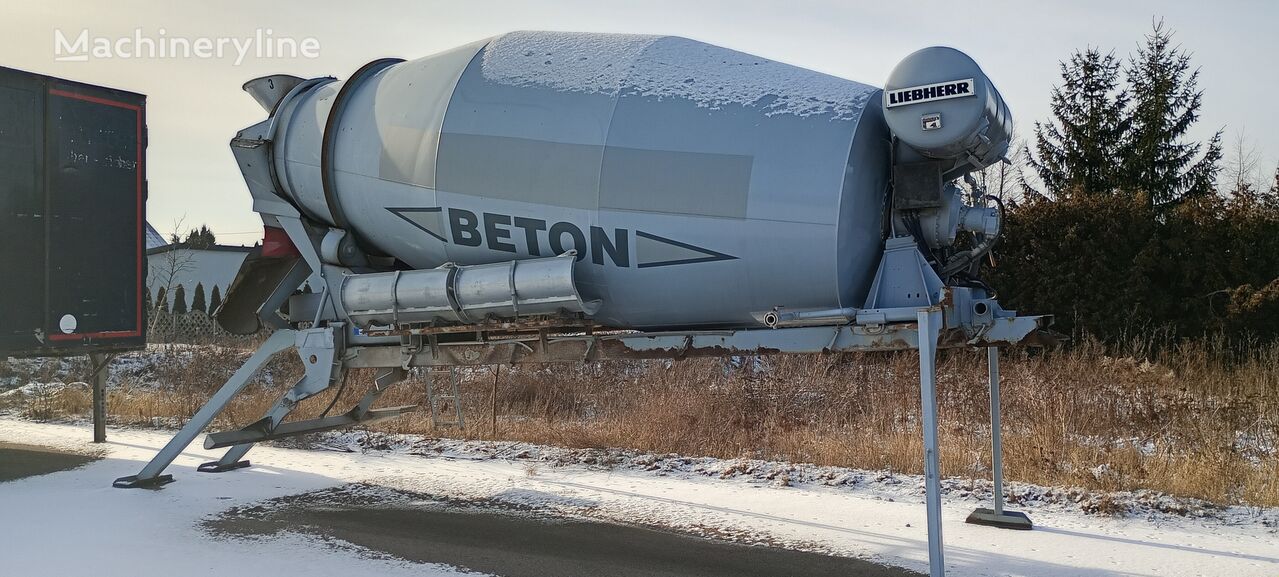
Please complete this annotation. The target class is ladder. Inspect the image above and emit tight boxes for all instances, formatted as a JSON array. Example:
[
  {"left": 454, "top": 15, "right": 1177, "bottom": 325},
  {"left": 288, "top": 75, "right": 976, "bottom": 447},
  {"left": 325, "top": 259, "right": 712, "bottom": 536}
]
[{"left": 426, "top": 366, "right": 465, "bottom": 429}]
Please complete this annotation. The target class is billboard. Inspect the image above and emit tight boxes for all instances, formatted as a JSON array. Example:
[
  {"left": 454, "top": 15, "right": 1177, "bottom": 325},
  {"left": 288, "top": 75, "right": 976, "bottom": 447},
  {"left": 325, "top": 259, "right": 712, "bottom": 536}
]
[{"left": 0, "top": 66, "right": 147, "bottom": 356}]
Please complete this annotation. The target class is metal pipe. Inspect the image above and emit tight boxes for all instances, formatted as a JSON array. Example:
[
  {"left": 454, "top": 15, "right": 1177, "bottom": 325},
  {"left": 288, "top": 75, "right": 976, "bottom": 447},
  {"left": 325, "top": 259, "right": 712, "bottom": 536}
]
[
  {"left": 312, "top": 286, "right": 330, "bottom": 327},
  {"left": 342, "top": 253, "right": 600, "bottom": 329},
  {"left": 764, "top": 306, "right": 919, "bottom": 328},
  {"left": 763, "top": 307, "right": 856, "bottom": 328}
]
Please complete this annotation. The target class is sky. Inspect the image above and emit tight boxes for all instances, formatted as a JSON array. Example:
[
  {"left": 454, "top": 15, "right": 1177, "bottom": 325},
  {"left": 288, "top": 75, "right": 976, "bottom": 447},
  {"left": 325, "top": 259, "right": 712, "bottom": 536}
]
[{"left": 3, "top": 0, "right": 1276, "bottom": 245}]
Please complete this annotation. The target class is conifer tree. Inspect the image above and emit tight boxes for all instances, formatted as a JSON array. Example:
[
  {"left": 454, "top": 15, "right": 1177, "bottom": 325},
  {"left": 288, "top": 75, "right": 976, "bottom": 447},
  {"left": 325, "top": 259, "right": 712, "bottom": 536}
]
[
  {"left": 191, "top": 283, "right": 207, "bottom": 314},
  {"left": 183, "top": 225, "right": 217, "bottom": 249},
  {"left": 1028, "top": 47, "right": 1129, "bottom": 197},
  {"left": 1261, "top": 164, "right": 1279, "bottom": 210},
  {"left": 172, "top": 285, "right": 188, "bottom": 314},
  {"left": 209, "top": 285, "right": 223, "bottom": 315},
  {"left": 155, "top": 287, "right": 169, "bottom": 313},
  {"left": 1122, "top": 20, "right": 1222, "bottom": 204}
]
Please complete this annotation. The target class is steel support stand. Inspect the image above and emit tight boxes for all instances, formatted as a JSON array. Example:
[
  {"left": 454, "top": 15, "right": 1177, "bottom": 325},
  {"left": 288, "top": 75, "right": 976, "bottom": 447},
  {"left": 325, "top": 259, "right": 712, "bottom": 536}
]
[
  {"left": 917, "top": 308, "right": 945, "bottom": 577},
  {"left": 198, "top": 376, "right": 305, "bottom": 473},
  {"left": 89, "top": 353, "right": 113, "bottom": 443},
  {"left": 988, "top": 347, "right": 1004, "bottom": 515},
  {"left": 966, "top": 347, "right": 1032, "bottom": 529},
  {"left": 200, "top": 354, "right": 390, "bottom": 473},
  {"left": 112, "top": 330, "right": 296, "bottom": 488}
]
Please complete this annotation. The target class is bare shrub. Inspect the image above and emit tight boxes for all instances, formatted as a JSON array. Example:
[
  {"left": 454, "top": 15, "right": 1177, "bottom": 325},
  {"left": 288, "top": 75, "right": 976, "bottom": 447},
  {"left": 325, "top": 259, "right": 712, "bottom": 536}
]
[{"left": 12, "top": 332, "right": 1278, "bottom": 507}]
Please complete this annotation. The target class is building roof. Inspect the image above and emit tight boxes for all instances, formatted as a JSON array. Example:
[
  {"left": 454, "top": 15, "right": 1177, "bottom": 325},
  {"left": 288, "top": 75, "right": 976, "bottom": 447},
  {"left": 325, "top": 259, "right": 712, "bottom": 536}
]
[
  {"left": 144, "top": 222, "right": 168, "bottom": 250},
  {"left": 146, "top": 244, "right": 255, "bottom": 256}
]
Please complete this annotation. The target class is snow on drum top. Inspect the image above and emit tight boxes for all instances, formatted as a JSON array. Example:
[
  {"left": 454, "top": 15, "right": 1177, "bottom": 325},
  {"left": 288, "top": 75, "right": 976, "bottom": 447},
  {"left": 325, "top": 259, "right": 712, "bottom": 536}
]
[{"left": 480, "top": 31, "right": 877, "bottom": 121}]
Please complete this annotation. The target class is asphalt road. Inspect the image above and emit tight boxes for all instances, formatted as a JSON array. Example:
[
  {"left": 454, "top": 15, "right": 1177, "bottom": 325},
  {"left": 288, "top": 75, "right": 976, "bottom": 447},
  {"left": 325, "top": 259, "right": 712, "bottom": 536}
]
[
  {"left": 208, "top": 485, "right": 922, "bottom": 577},
  {"left": 0, "top": 442, "right": 99, "bottom": 482}
]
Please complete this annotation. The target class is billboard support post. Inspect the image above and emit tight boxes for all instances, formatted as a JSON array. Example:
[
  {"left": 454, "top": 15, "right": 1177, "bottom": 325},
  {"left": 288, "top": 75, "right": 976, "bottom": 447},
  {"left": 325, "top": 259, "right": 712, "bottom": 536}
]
[{"left": 89, "top": 353, "right": 113, "bottom": 443}]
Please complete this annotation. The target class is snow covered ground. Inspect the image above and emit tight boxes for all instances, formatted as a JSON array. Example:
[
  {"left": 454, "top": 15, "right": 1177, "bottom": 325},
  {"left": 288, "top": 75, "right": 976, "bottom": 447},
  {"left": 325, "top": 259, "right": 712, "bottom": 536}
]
[{"left": 1, "top": 417, "right": 1276, "bottom": 577}]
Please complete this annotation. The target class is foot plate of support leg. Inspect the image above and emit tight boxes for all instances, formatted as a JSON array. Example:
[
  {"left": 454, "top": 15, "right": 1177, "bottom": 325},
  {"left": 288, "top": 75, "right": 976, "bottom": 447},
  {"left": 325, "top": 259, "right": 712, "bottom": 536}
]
[
  {"left": 112, "top": 474, "right": 175, "bottom": 489},
  {"left": 197, "top": 460, "right": 251, "bottom": 473},
  {"left": 966, "top": 508, "right": 1033, "bottom": 530}
]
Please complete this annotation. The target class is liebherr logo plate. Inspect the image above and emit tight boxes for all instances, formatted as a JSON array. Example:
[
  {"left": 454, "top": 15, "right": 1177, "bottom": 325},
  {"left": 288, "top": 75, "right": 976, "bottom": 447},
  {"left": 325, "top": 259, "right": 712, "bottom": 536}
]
[{"left": 885, "top": 78, "right": 975, "bottom": 108}]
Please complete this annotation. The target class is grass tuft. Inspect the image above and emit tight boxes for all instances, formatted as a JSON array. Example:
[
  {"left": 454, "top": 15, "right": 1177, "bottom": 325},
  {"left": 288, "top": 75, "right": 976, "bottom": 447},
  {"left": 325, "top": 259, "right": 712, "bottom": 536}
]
[{"left": 7, "top": 335, "right": 1277, "bottom": 507}]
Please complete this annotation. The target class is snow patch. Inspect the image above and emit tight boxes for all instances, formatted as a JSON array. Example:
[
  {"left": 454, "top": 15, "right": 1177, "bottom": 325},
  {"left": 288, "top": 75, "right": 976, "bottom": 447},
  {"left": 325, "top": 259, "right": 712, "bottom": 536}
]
[
  {"left": 328, "top": 430, "right": 1267, "bottom": 524},
  {"left": 481, "top": 31, "right": 877, "bottom": 120},
  {"left": 4, "top": 418, "right": 1278, "bottom": 577}
]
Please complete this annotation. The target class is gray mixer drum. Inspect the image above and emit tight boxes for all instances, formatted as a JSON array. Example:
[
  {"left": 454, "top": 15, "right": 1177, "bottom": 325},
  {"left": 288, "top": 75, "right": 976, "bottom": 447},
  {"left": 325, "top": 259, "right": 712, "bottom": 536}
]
[{"left": 261, "top": 32, "right": 892, "bottom": 329}]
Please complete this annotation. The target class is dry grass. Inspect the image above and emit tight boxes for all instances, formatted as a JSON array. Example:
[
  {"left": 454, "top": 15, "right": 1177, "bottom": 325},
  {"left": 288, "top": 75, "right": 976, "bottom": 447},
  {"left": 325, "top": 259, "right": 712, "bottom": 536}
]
[{"left": 7, "top": 336, "right": 1277, "bottom": 507}]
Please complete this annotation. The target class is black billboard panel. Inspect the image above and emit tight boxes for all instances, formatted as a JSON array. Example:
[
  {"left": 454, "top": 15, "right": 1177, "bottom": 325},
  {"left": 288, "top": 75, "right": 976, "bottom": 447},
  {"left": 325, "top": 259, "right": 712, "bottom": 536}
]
[{"left": 0, "top": 67, "right": 146, "bottom": 357}]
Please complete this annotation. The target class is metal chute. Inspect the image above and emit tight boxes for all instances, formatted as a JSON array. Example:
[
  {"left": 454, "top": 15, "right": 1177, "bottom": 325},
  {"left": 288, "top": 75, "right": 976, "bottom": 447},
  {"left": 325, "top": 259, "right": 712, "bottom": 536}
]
[{"left": 214, "top": 248, "right": 307, "bottom": 335}]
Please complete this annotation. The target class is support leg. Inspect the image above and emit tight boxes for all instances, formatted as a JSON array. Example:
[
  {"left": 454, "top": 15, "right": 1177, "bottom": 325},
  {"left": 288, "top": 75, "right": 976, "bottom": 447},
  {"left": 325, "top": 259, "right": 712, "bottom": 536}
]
[
  {"left": 350, "top": 367, "right": 405, "bottom": 418},
  {"left": 89, "top": 353, "right": 112, "bottom": 443},
  {"left": 112, "top": 330, "right": 296, "bottom": 488},
  {"left": 202, "top": 369, "right": 411, "bottom": 449},
  {"left": 198, "top": 377, "right": 305, "bottom": 473},
  {"left": 989, "top": 347, "right": 1003, "bottom": 516},
  {"left": 917, "top": 309, "right": 945, "bottom": 577},
  {"left": 200, "top": 365, "right": 401, "bottom": 471},
  {"left": 966, "top": 347, "right": 1032, "bottom": 529}
]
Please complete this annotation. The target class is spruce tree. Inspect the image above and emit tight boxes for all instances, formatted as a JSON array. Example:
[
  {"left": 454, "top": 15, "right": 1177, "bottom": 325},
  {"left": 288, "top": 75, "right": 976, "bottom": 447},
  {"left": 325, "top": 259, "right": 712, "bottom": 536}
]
[
  {"left": 1028, "top": 47, "right": 1129, "bottom": 197},
  {"left": 155, "top": 287, "right": 169, "bottom": 313},
  {"left": 172, "top": 285, "right": 188, "bottom": 314},
  {"left": 183, "top": 225, "right": 217, "bottom": 249},
  {"left": 210, "top": 285, "right": 223, "bottom": 315},
  {"left": 1122, "top": 20, "right": 1222, "bottom": 204},
  {"left": 1262, "top": 164, "right": 1279, "bottom": 210},
  {"left": 191, "top": 283, "right": 207, "bottom": 314}
]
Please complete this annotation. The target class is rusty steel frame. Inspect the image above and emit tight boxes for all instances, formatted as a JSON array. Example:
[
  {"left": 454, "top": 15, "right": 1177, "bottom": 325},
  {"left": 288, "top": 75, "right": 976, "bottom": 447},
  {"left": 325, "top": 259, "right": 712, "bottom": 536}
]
[{"left": 343, "top": 313, "right": 1051, "bottom": 369}]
